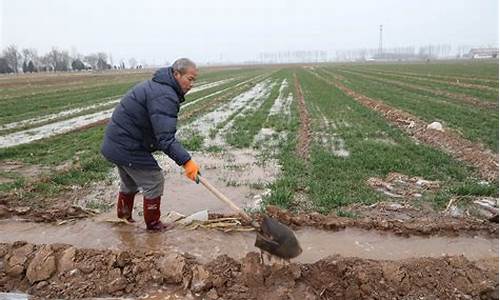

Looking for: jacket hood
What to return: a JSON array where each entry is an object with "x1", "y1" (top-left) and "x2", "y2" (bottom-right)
[{"x1": 152, "y1": 67, "x2": 185, "y2": 102}]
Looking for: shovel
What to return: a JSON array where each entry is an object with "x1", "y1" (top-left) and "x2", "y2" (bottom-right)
[{"x1": 198, "y1": 175, "x2": 302, "y2": 260}]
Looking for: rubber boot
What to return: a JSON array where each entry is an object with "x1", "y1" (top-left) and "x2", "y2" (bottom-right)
[
  {"x1": 117, "y1": 191, "x2": 136, "y2": 222},
  {"x1": 143, "y1": 196, "x2": 169, "y2": 231}
]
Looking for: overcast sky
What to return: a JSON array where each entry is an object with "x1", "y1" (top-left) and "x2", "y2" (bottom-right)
[{"x1": 1, "y1": 0, "x2": 498, "y2": 64}]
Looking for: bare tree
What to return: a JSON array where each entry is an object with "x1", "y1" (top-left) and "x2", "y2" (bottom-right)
[
  {"x1": 21, "y1": 48, "x2": 38, "y2": 72},
  {"x1": 96, "y1": 52, "x2": 111, "y2": 70},
  {"x1": 128, "y1": 57, "x2": 137, "y2": 69},
  {"x1": 46, "y1": 48, "x2": 71, "y2": 71},
  {"x1": 39, "y1": 54, "x2": 52, "y2": 71},
  {"x1": 108, "y1": 53, "x2": 114, "y2": 67},
  {"x1": 0, "y1": 58, "x2": 14, "y2": 73},
  {"x1": 84, "y1": 54, "x2": 99, "y2": 70},
  {"x1": 21, "y1": 48, "x2": 38, "y2": 64},
  {"x1": 2, "y1": 45, "x2": 22, "y2": 73}
]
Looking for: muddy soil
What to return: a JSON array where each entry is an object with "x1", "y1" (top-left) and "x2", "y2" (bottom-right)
[
  {"x1": 0, "y1": 161, "x2": 53, "y2": 185},
  {"x1": 0, "y1": 241, "x2": 497, "y2": 299},
  {"x1": 264, "y1": 205, "x2": 498, "y2": 238},
  {"x1": 1, "y1": 184, "x2": 498, "y2": 238},
  {"x1": 0, "y1": 148, "x2": 279, "y2": 223},
  {"x1": 294, "y1": 73, "x2": 311, "y2": 161},
  {"x1": 2, "y1": 214, "x2": 497, "y2": 264}
]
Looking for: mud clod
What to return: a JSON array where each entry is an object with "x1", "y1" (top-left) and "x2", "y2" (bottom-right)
[
  {"x1": 4, "y1": 243, "x2": 34, "y2": 277},
  {"x1": 26, "y1": 245, "x2": 56, "y2": 284},
  {"x1": 57, "y1": 246, "x2": 76, "y2": 274},
  {"x1": 191, "y1": 264, "x2": 211, "y2": 293},
  {"x1": 241, "y1": 252, "x2": 265, "y2": 287},
  {"x1": 158, "y1": 253, "x2": 187, "y2": 284}
]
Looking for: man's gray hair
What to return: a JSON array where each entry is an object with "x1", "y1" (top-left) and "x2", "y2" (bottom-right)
[{"x1": 172, "y1": 58, "x2": 196, "y2": 74}]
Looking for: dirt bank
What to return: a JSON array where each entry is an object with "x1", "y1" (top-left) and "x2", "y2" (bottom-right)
[
  {"x1": 0, "y1": 241, "x2": 497, "y2": 299},
  {"x1": 261, "y1": 205, "x2": 498, "y2": 238}
]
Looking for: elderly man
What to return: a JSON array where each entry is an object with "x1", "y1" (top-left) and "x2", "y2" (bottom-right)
[{"x1": 101, "y1": 58, "x2": 200, "y2": 231}]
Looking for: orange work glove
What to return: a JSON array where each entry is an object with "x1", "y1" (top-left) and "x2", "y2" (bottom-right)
[{"x1": 183, "y1": 159, "x2": 200, "y2": 183}]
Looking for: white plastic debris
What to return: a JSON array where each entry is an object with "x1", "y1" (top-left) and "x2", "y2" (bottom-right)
[
  {"x1": 447, "y1": 205, "x2": 463, "y2": 217},
  {"x1": 426, "y1": 122, "x2": 444, "y2": 132},
  {"x1": 162, "y1": 211, "x2": 186, "y2": 224},
  {"x1": 0, "y1": 293, "x2": 29, "y2": 300},
  {"x1": 179, "y1": 210, "x2": 209, "y2": 225},
  {"x1": 473, "y1": 198, "x2": 499, "y2": 214}
]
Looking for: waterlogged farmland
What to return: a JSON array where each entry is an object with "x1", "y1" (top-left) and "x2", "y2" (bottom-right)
[{"x1": 0, "y1": 61, "x2": 498, "y2": 299}]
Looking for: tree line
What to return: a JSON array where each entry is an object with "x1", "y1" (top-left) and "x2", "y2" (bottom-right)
[{"x1": 0, "y1": 45, "x2": 142, "y2": 74}]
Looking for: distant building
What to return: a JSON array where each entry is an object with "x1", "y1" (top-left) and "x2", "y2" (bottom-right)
[{"x1": 467, "y1": 48, "x2": 499, "y2": 59}]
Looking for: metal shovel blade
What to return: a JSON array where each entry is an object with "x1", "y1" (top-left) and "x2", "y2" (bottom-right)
[
  {"x1": 198, "y1": 175, "x2": 302, "y2": 259},
  {"x1": 255, "y1": 216, "x2": 302, "y2": 259}
]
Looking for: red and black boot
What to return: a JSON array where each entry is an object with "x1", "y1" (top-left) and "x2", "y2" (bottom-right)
[
  {"x1": 143, "y1": 196, "x2": 171, "y2": 231},
  {"x1": 117, "y1": 191, "x2": 136, "y2": 222}
]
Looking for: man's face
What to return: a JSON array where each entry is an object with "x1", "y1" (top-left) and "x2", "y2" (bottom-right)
[{"x1": 174, "y1": 67, "x2": 198, "y2": 94}]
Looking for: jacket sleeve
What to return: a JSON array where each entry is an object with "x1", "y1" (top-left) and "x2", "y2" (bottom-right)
[{"x1": 147, "y1": 93, "x2": 191, "y2": 166}]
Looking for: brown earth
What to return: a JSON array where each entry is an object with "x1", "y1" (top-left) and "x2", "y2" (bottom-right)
[
  {"x1": 0, "y1": 197, "x2": 96, "y2": 223},
  {"x1": 261, "y1": 205, "x2": 498, "y2": 238},
  {"x1": 309, "y1": 70, "x2": 499, "y2": 182},
  {"x1": 0, "y1": 157, "x2": 99, "y2": 223},
  {"x1": 0, "y1": 241, "x2": 497, "y2": 299},
  {"x1": 210, "y1": 202, "x2": 499, "y2": 238},
  {"x1": 293, "y1": 73, "x2": 311, "y2": 161}
]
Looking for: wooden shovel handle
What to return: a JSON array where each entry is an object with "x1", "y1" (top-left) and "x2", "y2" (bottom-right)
[{"x1": 198, "y1": 176, "x2": 253, "y2": 222}]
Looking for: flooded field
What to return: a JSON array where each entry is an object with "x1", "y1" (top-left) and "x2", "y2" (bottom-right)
[{"x1": 0, "y1": 63, "x2": 498, "y2": 299}]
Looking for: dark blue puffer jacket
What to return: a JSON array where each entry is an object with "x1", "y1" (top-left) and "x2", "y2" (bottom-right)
[{"x1": 101, "y1": 67, "x2": 191, "y2": 169}]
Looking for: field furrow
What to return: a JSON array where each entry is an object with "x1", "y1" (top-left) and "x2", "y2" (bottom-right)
[
  {"x1": 311, "y1": 70, "x2": 498, "y2": 181},
  {"x1": 319, "y1": 68, "x2": 499, "y2": 152},
  {"x1": 335, "y1": 68, "x2": 498, "y2": 109}
]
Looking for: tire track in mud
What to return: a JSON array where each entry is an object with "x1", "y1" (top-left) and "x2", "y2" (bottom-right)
[
  {"x1": 309, "y1": 71, "x2": 499, "y2": 182},
  {"x1": 294, "y1": 73, "x2": 311, "y2": 161},
  {"x1": 335, "y1": 68, "x2": 498, "y2": 109},
  {"x1": 0, "y1": 241, "x2": 497, "y2": 299}
]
